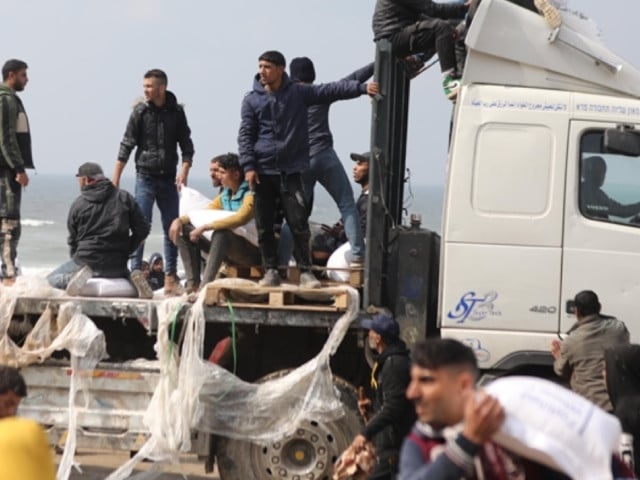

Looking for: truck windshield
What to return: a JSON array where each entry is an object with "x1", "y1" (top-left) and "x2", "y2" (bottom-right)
[{"x1": 580, "y1": 130, "x2": 640, "y2": 226}]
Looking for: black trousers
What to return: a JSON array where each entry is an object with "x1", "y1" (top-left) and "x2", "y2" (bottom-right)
[
  {"x1": 254, "y1": 173, "x2": 312, "y2": 271},
  {"x1": 390, "y1": 18, "x2": 458, "y2": 73}
]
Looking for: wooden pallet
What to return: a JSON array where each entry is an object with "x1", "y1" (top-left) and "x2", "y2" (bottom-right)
[
  {"x1": 203, "y1": 283, "x2": 351, "y2": 312},
  {"x1": 221, "y1": 264, "x2": 363, "y2": 288}
]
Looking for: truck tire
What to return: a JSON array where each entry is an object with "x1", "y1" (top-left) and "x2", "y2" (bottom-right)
[{"x1": 216, "y1": 371, "x2": 362, "y2": 480}]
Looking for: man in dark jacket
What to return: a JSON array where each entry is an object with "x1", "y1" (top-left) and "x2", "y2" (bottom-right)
[
  {"x1": 350, "y1": 312, "x2": 415, "y2": 479},
  {"x1": 0, "y1": 59, "x2": 33, "y2": 286},
  {"x1": 47, "y1": 162, "x2": 152, "y2": 298},
  {"x1": 113, "y1": 69, "x2": 195, "y2": 296},
  {"x1": 288, "y1": 58, "x2": 373, "y2": 265},
  {"x1": 237, "y1": 50, "x2": 378, "y2": 288},
  {"x1": 372, "y1": 0, "x2": 469, "y2": 99}
]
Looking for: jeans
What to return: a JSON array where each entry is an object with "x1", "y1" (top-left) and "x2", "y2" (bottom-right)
[
  {"x1": 301, "y1": 147, "x2": 364, "y2": 259},
  {"x1": 130, "y1": 174, "x2": 179, "y2": 274},
  {"x1": 47, "y1": 259, "x2": 84, "y2": 290},
  {"x1": 390, "y1": 18, "x2": 458, "y2": 73},
  {"x1": 254, "y1": 173, "x2": 312, "y2": 271},
  {"x1": 177, "y1": 225, "x2": 261, "y2": 286}
]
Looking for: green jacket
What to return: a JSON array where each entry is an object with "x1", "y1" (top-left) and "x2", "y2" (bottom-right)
[
  {"x1": 554, "y1": 313, "x2": 630, "y2": 411},
  {"x1": 0, "y1": 84, "x2": 33, "y2": 172}
]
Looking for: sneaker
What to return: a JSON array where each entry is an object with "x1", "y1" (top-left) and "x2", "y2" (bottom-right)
[
  {"x1": 349, "y1": 257, "x2": 365, "y2": 269},
  {"x1": 442, "y1": 75, "x2": 462, "y2": 100},
  {"x1": 401, "y1": 54, "x2": 426, "y2": 79},
  {"x1": 534, "y1": 0, "x2": 562, "y2": 29},
  {"x1": 299, "y1": 271, "x2": 321, "y2": 289},
  {"x1": 66, "y1": 265, "x2": 93, "y2": 296},
  {"x1": 130, "y1": 269, "x2": 153, "y2": 299},
  {"x1": 164, "y1": 273, "x2": 184, "y2": 296},
  {"x1": 259, "y1": 268, "x2": 281, "y2": 287}
]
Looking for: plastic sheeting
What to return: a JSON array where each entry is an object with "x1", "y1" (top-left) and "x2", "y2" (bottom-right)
[
  {"x1": 0, "y1": 276, "x2": 107, "y2": 480},
  {"x1": 106, "y1": 280, "x2": 360, "y2": 479}
]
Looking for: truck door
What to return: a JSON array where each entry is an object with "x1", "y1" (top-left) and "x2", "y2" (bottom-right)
[{"x1": 561, "y1": 121, "x2": 640, "y2": 338}]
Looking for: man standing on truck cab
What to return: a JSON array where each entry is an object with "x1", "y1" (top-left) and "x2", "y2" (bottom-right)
[
  {"x1": 0, "y1": 59, "x2": 33, "y2": 287},
  {"x1": 47, "y1": 162, "x2": 152, "y2": 298},
  {"x1": 237, "y1": 50, "x2": 378, "y2": 288},
  {"x1": 350, "y1": 313, "x2": 414, "y2": 479},
  {"x1": 169, "y1": 153, "x2": 260, "y2": 293},
  {"x1": 551, "y1": 290, "x2": 630, "y2": 412},
  {"x1": 372, "y1": 0, "x2": 469, "y2": 99},
  {"x1": 113, "y1": 69, "x2": 195, "y2": 296}
]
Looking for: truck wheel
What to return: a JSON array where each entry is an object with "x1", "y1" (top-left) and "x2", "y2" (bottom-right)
[{"x1": 216, "y1": 371, "x2": 362, "y2": 480}]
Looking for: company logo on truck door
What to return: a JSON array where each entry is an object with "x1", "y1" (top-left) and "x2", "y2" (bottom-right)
[{"x1": 447, "y1": 291, "x2": 502, "y2": 324}]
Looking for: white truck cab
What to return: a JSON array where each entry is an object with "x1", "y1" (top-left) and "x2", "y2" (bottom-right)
[{"x1": 440, "y1": 0, "x2": 640, "y2": 373}]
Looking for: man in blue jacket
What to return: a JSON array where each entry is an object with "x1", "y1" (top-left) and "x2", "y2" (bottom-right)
[{"x1": 238, "y1": 50, "x2": 378, "y2": 287}]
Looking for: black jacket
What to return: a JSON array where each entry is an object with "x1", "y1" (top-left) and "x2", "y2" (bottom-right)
[
  {"x1": 372, "y1": 0, "x2": 466, "y2": 40},
  {"x1": 307, "y1": 63, "x2": 374, "y2": 157},
  {"x1": 68, "y1": 178, "x2": 149, "y2": 277},
  {"x1": 117, "y1": 91, "x2": 194, "y2": 179},
  {"x1": 362, "y1": 341, "x2": 415, "y2": 454},
  {"x1": 0, "y1": 84, "x2": 34, "y2": 173}
]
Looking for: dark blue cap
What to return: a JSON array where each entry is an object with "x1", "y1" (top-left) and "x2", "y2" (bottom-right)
[{"x1": 361, "y1": 313, "x2": 400, "y2": 338}]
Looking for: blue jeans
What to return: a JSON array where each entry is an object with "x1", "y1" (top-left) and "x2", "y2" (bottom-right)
[
  {"x1": 47, "y1": 259, "x2": 83, "y2": 290},
  {"x1": 302, "y1": 147, "x2": 364, "y2": 258},
  {"x1": 130, "y1": 174, "x2": 179, "y2": 274}
]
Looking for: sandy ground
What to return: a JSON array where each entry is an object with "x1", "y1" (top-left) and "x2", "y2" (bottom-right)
[{"x1": 57, "y1": 449, "x2": 219, "y2": 479}]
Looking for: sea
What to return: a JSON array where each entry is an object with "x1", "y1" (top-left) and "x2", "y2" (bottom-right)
[{"x1": 19, "y1": 173, "x2": 444, "y2": 276}]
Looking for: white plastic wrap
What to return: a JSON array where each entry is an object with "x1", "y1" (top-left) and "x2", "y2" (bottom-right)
[{"x1": 107, "y1": 281, "x2": 360, "y2": 479}]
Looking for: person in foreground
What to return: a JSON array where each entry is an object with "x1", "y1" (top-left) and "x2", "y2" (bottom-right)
[
  {"x1": 399, "y1": 338, "x2": 570, "y2": 480},
  {"x1": 47, "y1": 162, "x2": 152, "y2": 298},
  {"x1": 0, "y1": 366, "x2": 55, "y2": 480}
]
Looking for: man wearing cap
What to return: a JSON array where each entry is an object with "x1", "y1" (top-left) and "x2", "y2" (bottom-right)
[
  {"x1": 350, "y1": 312, "x2": 415, "y2": 479},
  {"x1": 550, "y1": 290, "x2": 630, "y2": 411},
  {"x1": 113, "y1": 68, "x2": 194, "y2": 296},
  {"x1": 238, "y1": 50, "x2": 378, "y2": 288},
  {"x1": 352, "y1": 151, "x2": 370, "y2": 236},
  {"x1": 0, "y1": 59, "x2": 33, "y2": 286},
  {"x1": 47, "y1": 162, "x2": 152, "y2": 298},
  {"x1": 288, "y1": 57, "x2": 373, "y2": 267}
]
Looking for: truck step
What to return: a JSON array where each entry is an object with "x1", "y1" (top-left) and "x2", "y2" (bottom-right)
[{"x1": 203, "y1": 283, "x2": 351, "y2": 312}]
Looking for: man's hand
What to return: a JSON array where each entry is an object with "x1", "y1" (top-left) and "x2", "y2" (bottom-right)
[
  {"x1": 366, "y1": 82, "x2": 380, "y2": 97},
  {"x1": 15, "y1": 172, "x2": 29, "y2": 187},
  {"x1": 462, "y1": 391, "x2": 504, "y2": 445},
  {"x1": 350, "y1": 434, "x2": 367, "y2": 452},
  {"x1": 357, "y1": 397, "x2": 371, "y2": 419},
  {"x1": 176, "y1": 164, "x2": 190, "y2": 191},
  {"x1": 550, "y1": 339, "x2": 562, "y2": 360},
  {"x1": 169, "y1": 218, "x2": 183, "y2": 246},
  {"x1": 245, "y1": 171, "x2": 259, "y2": 190},
  {"x1": 189, "y1": 225, "x2": 207, "y2": 243},
  {"x1": 464, "y1": 0, "x2": 472, "y2": 8}
]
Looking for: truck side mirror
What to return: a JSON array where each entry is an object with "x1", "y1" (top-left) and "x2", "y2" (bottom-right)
[{"x1": 604, "y1": 126, "x2": 640, "y2": 157}]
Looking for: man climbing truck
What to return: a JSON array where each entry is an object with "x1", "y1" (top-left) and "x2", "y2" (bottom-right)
[{"x1": 6, "y1": 1, "x2": 640, "y2": 479}]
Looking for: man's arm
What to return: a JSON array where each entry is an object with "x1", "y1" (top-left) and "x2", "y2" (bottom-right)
[
  {"x1": 300, "y1": 80, "x2": 374, "y2": 106},
  {"x1": 176, "y1": 108, "x2": 194, "y2": 187},
  {"x1": 114, "y1": 110, "x2": 140, "y2": 188},
  {"x1": 341, "y1": 63, "x2": 375, "y2": 83},
  {"x1": 238, "y1": 97, "x2": 260, "y2": 189},
  {"x1": 0, "y1": 95, "x2": 25, "y2": 173},
  {"x1": 189, "y1": 194, "x2": 254, "y2": 242},
  {"x1": 553, "y1": 338, "x2": 573, "y2": 379},
  {"x1": 126, "y1": 192, "x2": 150, "y2": 254}
]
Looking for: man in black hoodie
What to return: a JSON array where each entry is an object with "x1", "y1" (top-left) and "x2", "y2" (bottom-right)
[
  {"x1": 350, "y1": 312, "x2": 415, "y2": 479},
  {"x1": 113, "y1": 69, "x2": 195, "y2": 296},
  {"x1": 0, "y1": 59, "x2": 33, "y2": 286},
  {"x1": 47, "y1": 162, "x2": 151, "y2": 298}
]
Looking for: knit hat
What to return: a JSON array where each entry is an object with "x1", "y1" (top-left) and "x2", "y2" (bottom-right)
[
  {"x1": 289, "y1": 57, "x2": 316, "y2": 83},
  {"x1": 76, "y1": 162, "x2": 104, "y2": 179},
  {"x1": 259, "y1": 50, "x2": 286, "y2": 67}
]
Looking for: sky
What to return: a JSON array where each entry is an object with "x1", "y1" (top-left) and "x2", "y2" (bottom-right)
[{"x1": 3, "y1": 0, "x2": 640, "y2": 186}]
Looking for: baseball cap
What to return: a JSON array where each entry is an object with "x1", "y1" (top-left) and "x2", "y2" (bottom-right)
[
  {"x1": 350, "y1": 152, "x2": 370, "y2": 163},
  {"x1": 76, "y1": 162, "x2": 104, "y2": 179},
  {"x1": 361, "y1": 312, "x2": 400, "y2": 339}
]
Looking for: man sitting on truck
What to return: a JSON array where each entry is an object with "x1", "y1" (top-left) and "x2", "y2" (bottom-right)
[
  {"x1": 169, "y1": 152, "x2": 261, "y2": 293},
  {"x1": 47, "y1": 162, "x2": 152, "y2": 298},
  {"x1": 581, "y1": 155, "x2": 640, "y2": 222}
]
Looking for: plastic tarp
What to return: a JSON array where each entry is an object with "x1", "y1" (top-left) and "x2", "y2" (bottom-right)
[
  {"x1": 106, "y1": 280, "x2": 360, "y2": 479},
  {"x1": 0, "y1": 276, "x2": 107, "y2": 480}
]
